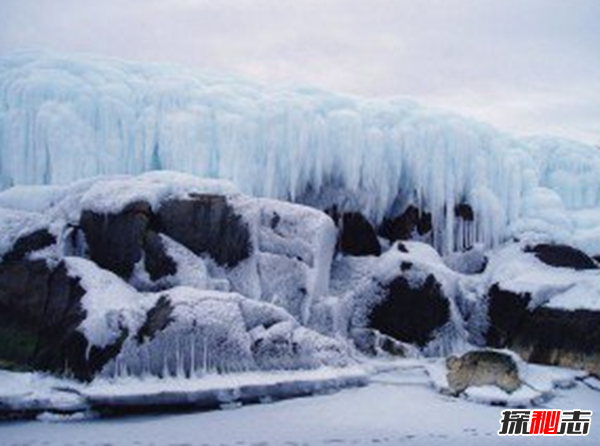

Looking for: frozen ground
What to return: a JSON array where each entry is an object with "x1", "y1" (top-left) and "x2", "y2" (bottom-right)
[{"x1": 1, "y1": 363, "x2": 598, "y2": 446}]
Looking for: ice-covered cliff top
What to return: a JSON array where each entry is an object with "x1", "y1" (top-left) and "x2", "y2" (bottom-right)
[{"x1": 1, "y1": 50, "x2": 599, "y2": 254}]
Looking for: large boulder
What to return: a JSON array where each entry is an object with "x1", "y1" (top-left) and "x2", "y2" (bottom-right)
[
  {"x1": 0, "y1": 173, "x2": 345, "y2": 380},
  {"x1": 485, "y1": 243, "x2": 600, "y2": 377},
  {"x1": 338, "y1": 242, "x2": 465, "y2": 355}
]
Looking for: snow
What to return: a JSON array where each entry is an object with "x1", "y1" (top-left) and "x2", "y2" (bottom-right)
[
  {"x1": 0, "y1": 208, "x2": 50, "y2": 259},
  {"x1": 3, "y1": 50, "x2": 600, "y2": 254},
  {"x1": 485, "y1": 244, "x2": 600, "y2": 311},
  {"x1": 149, "y1": 234, "x2": 211, "y2": 290},
  {"x1": 1, "y1": 361, "x2": 598, "y2": 445},
  {"x1": 0, "y1": 370, "x2": 86, "y2": 414}
]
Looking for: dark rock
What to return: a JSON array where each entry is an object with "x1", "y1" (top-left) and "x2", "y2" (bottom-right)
[
  {"x1": 136, "y1": 295, "x2": 174, "y2": 343},
  {"x1": 368, "y1": 274, "x2": 450, "y2": 347},
  {"x1": 2, "y1": 229, "x2": 56, "y2": 263},
  {"x1": 454, "y1": 203, "x2": 474, "y2": 221},
  {"x1": 157, "y1": 195, "x2": 251, "y2": 267},
  {"x1": 0, "y1": 258, "x2": 126, "y2": 380},
  {"x1": 143, "y1": 231, "x2": 177, "y2": 281},
  {"x1": 80, "y1": 201, "x2": 151, "y2": 278},
  {"x1": 339, "y1": 212, "x2": 381, "y2": 256},
  {"x1": 379, "y1": 205, "x2": 432, "y2": 241},
  {"x1": 487, "y1": 284, "x2": 600, "y2": 377},
  {"x1": 525, "y1": 244, "x2": 598, "y2": 270}
]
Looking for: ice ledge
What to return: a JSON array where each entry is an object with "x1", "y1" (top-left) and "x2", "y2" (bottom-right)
[{"x1": 0, "y1": 367, "x2": 368, "y2": 420}]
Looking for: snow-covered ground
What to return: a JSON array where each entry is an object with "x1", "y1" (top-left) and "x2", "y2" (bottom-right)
[{"x1": 1, "y1": 362, "x2": 598, "y2": 446}]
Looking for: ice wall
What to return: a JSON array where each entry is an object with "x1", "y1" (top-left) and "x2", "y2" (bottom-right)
[{"x1": 1, "y1": 50, "x2": 599, "y2": 254}]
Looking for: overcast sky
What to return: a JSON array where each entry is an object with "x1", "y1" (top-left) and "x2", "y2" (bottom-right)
[{"x1": 1, "y1": 0, "x2": 598, "y2": 144}]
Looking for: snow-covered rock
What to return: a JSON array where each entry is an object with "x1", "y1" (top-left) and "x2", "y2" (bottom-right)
[
  {"x1": 484, "y1": 243, "x2": 600, "y2": 377},
  {"x1": 0, "y1": 173, "x2": 345, "y2": 380},
  {"x1": 323, "y1": 241, "x2": 468, "y2": 356}
]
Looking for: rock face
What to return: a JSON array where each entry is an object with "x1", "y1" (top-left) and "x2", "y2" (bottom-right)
[
  {"x1": 446, "y1": 350, "x2": 521, "y2": 395},
  {"x1": 80, "y1": 201, "x2": 151, "y2": 279},
  {"x1": 80, "y1": 195, "x2": 251, "y2": 281},
  {"x1": 0, "y1": 257, "x2": 112, "y2": 380},
  {"x1": 525, "y1": 244, "x2": 598, "y2": 270},
  {"x1": 0, "y1": 174, "x2": 342, "y2": 380},
  {"x1": 339, "y1": 212, "x2": 381, "y2": 257},
  {"x1": 487, "y1": 285, "x2": 600, "y2": 377},
  {"x1": 157, "y1": 195, "x2": 251, "y2": 268}
]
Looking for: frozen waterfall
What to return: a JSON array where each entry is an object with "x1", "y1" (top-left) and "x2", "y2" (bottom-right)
[{"x1": 1, "y1": 50, "x2": 600, "y2": 254}]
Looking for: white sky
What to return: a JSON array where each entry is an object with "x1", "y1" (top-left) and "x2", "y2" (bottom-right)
[{"x1": 1, "y1": 0, "x2": 598, "y2": 144}]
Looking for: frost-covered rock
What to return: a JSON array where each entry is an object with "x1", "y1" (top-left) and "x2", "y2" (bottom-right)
[
  {"x1": 0, "y1": 172, "x2": 337, "y2": 322},
  {"x1": 98, "y1": 286, "x2": 351, "y2": 378},
  {"x1": 0, "y1": 173, "x2": 344, "y2": 380},
  {"x1": 485, "y1": 243, "x2": 600, "y2": 376},
  {"x1": 325, "y1": 241, "x2": 468, "y2": 356}
]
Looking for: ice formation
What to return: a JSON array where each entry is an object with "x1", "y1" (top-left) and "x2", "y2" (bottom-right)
[{"x1": 2, "y1": 50, "x2": 600, "y2": 254}]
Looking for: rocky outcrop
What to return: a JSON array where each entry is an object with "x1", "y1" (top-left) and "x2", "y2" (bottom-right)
[
  {"x1": 80, "y1": 194, "x2": 251, "y2": 282},
  {"x1": 344, "y1": 242, "x2": 461, "y2": 355},
  {"x1": 446, "y1": 350, "x2": 521, "y2": 395},
  {"x1": 0, "y1": 258, "x2": 120, "y2": 380},
  {"x1": 487, "y1": 285, "x2": 600, "y2": 377}
]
